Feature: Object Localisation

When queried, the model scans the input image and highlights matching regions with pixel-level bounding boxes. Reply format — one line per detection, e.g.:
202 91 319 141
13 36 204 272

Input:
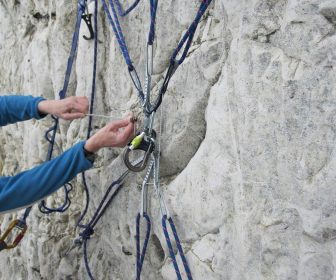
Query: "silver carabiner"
123 142 154 172
128 68 145 103
143 111 155 136
140 159 154 215
147 44 153 76
123 131 156 172
144 44 154 111
153 153 170 218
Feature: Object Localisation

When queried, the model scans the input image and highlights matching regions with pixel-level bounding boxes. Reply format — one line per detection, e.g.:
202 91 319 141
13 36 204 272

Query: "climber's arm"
0 95 46 126
0 115 135 213
0 141 93 212
0 95 89 126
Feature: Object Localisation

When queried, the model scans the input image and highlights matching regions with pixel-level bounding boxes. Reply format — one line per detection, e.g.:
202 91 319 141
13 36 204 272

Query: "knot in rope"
80 226 95 240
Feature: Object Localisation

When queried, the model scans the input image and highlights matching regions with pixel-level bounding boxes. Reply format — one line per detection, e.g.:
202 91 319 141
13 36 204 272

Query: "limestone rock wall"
0 0 336 279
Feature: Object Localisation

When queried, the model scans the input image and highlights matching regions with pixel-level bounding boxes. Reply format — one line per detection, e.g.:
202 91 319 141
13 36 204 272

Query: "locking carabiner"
123 131 156 172
0 219 28 251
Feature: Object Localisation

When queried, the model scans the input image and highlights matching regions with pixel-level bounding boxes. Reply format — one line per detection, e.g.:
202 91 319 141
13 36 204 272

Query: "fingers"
69 96 89 115
108 118 132 130
116 122 135 146
58 96 88 120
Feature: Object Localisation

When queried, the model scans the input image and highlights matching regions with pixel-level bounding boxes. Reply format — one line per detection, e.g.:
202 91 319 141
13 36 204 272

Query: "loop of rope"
102 0 145 103
78 179 124 280
101 0 134 69
162 215 193 280
38 183 73 214
145 0 213 114
136 212 151 280
171 0 212 65
38 0 88 214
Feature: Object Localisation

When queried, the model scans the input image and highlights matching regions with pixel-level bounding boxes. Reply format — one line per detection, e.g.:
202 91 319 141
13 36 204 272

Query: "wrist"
37 100 53 115
84 137 100 153
83 144 96 163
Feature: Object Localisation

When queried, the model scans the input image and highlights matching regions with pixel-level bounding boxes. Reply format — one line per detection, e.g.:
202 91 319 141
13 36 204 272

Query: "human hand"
84 115 135 153
38 96 89 120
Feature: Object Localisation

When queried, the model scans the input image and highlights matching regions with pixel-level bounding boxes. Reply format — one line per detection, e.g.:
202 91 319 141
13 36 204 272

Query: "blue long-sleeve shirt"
0 95 93 213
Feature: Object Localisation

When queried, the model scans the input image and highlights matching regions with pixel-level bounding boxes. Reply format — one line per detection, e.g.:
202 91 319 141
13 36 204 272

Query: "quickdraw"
0 207 31 252
0 220 27 251
136 158 154 279
135 149 194 280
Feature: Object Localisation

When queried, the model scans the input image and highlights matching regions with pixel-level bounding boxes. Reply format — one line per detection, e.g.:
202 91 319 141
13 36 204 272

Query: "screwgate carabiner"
123 131 156 172
0 219 28 251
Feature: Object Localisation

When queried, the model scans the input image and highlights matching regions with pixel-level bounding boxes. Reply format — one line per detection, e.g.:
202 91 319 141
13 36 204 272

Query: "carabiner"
0 219 28 251
128 67 145 103
123 131 156 172
144 59 179 115
81 13 94 40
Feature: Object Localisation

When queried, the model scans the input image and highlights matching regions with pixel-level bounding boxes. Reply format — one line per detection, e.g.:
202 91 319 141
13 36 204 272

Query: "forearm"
0 95 46 126
0 141 93 213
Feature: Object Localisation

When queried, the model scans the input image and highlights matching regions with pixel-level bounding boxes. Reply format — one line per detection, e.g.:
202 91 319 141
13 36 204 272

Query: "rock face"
0 0 336 279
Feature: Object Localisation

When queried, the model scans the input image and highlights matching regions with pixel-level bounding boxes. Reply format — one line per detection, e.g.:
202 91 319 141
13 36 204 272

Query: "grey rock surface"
0 0 336 279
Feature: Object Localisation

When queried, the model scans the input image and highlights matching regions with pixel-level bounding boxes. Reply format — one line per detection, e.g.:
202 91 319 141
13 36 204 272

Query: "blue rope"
74 3 132 279
44 115 59 160
38 0 87 214
101 0 145 103
39 116 72 213
78 179 124 280
79 179 122 232
144 0 212 114
162 215 193 280
21 207 32 223
148 0 158 45
171 0 212 65
136 212 151 280
38 183 73 214
78 0 99 228
101 0 134 69
59 0 87 99
83 238 95 279
86 0 99 140
115 0 141 17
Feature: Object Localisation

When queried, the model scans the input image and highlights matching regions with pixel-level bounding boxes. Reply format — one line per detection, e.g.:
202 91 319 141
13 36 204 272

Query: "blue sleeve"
0 95 46 126
0 141 93 212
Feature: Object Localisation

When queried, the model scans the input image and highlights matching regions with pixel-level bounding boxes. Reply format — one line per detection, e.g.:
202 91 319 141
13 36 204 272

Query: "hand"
84 115 135 153
38 96 89 120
